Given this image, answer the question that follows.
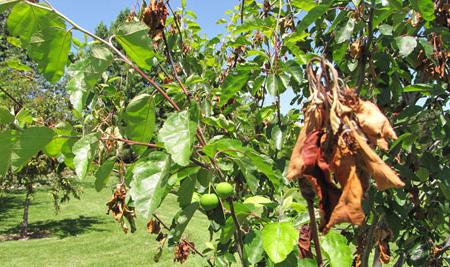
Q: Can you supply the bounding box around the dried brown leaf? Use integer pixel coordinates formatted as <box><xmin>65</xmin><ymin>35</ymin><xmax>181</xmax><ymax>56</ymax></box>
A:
<box><xmin>354</xmin><ymin>100</ymin><xmax>397</xmax><ymax>150</ymax></box>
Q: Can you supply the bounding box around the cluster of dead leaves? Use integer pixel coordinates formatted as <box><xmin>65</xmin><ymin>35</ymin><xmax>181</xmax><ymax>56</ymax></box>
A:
<box><xmin>174</xmin><ymin>240</ymin><xmax>195</xmax><ymax>264</ymax></box>
<box><xmin>287</xmin><ymin>58</ymin><xmax>404</xmax><ymax>234</ymax></box>
<box><xmin>417</xmin><ymin>33</ymin><xmax>449</xmax><ymax>81</ymax></box>
<box><xmin>106</xmin><ymin>183</ymin><xmax>136</xmax><ymax>233</ymax></box>
<box><xmin>142</xmin><ymin>0</ymin><xmax>168</xmax><ymax>44</ymax></box>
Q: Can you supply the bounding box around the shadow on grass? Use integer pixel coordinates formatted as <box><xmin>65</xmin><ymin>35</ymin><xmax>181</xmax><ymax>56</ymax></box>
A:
<box><xmin>0</xmin><ymin>215</ymin><xmax>107</xmax><ymax>239</ymax></box>
<box><xmin>0</xmin><ymin>195</ymin><xmax>25</xmax><ymax>222</ymax></box>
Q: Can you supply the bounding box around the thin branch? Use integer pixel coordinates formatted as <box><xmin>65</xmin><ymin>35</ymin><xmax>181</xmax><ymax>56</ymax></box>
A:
<box><xmin>355</xmin><ymin>0</ymin><xmax>375</xmax><ymax>93</ymax></box>
<box><xmin>166</xmin><ymin>0</ymin><xmax>184</xmax><ymax>49</ymax></box>
<box><xmin>161</xmin><ymin>31</ymin><xmax>191</xmax><ymax>100</ymax></box>
<box><xmin>228</xmin><ymin>199</ymin><xmax>246</xmax><ymax>266</ymax></box>
<box><xmin>298</xmin><ymin>178</ymin><xmax>323</xmax><ymax>266</ymax></box>
<box><xmin>240</xmin><ymin>0</ymin><xmax>245</xmax><ymax>24</ymax></box>
<box><xmin>0</xmin><ymin>87</ymin><xmax>22</xmax><ymax>108</ymax></box>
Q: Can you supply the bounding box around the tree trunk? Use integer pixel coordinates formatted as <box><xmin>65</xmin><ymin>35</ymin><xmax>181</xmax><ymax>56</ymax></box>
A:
<box><xmin>20</xmin><ymin>183</ymin><xmax>33</xmax><ymax>238</ymax></box>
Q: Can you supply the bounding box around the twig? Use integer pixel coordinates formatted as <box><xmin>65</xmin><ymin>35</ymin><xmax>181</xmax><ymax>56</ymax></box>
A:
<box><xmin>355</xmin><ymin>0</ymin><xmax>375</xmax><ymax>93</ymax></box>
<box><xmin>103</xmin><ymin>137</ymin><xmax>162</xmax><ymax>148</ymax></box>
<box><xmin>0</xmin><ymin>86</ymin><xmax>22</xmax><ymax>108</ymax></box>
<box><xmin>161</xmin><ymin>31</ymin><xmax>191</xmax><ymax>100</ymax></box>
<box><xmin>228</xmin><ymin>199</ymin><xmax>246</xmax><ymax>266</ymax></box>
<box><xmin>361</xmin><ymin>212</ymin><xmax>380</xmax><ymax>267</ymax></box>
<box><xmin>240</xmin><ymin>0</ymin><xmax>245</xmax><ymax>24</ymax></box>
<box><xmin>165</xmin><ymin>0</ymin><xmax>184</xmax><ymax>49</ymax></box>
<box><xmin>298</xmin><ymin>178</ymin><xmax>323</xmax><ymax>266</ymax></box>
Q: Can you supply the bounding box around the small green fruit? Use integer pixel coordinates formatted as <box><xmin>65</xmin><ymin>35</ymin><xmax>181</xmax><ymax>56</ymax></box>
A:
<box><xmin>216</xmin><ymin>182</ymin><xmax>234</xmax><ymax>198</ymax></box>
<box><xmin>200</xmin><ymin>194</ymin><xmax>219</xmax><ymax>210</ymax></box>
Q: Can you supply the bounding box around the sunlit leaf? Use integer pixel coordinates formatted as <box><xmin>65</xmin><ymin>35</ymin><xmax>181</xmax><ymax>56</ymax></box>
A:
<box><xmin>129</xmin><ymin>152</ymin><xmax>172</xmax><ymax>218</ymax></box>
<box><xmin>262</xmin><ymin>222</ymin><xmax>298</xmax><ymax>263</ymax></box>
<box><xmin>115</xmin><ymin>22</ymin><xmax>155</xmax><ymax>70</ymax></box>
<box><xmin>158</xmin><ymin>111</ymin><xmax>197</xmax><ymax>166</ymax></box>
<box><xmin>95</xmin><ymin>158</ymin><xmax>115</xmax><ymax>192</ymax></box>
<box><xmin>123</xmin><ymin>94</ymin><xmax>155</xmax><ymax>154</ymax></box>
<box><xmin>11</xmin><ymin>127</ymin><xmax>55</xmax><ymax>172</ymax></box>
<box><xmin>395</xmin><ymin>36</ymin><xmax>417</xmax><ymax>57</ymax></box>
<box><xmin>321</xmin><ymin>230</ymin><xmax>352</xmax><ymax>267</ymax></box>
<box><xmin>72</xmin><ymin>133</ymin><xmax>99</xmax><ymax>179</ymax></box>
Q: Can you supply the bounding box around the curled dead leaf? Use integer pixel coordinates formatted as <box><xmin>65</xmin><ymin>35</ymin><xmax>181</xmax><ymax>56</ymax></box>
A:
<box><xmin>298</xmin><ymin>224</ymin><xmax>313</xmax><ymax>258</ymax></box>
<box><xmin>354</xmin><ymin>100</ymin><xmax>397</xmax><ymax>150</ymax></box>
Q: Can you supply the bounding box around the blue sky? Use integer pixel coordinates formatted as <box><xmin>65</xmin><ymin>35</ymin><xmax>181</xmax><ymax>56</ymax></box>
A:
<box><xmin>51</xmin><ymin>0</ymin><xmax>233</xmax><ymax>37</ymax></box>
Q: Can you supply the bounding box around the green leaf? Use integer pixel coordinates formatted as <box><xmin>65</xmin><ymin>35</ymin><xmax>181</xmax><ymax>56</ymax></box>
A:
<box><xmin>262</xmin><ymin>222</ymin><xmax>298</xmax><ymax>263</ymax></box>
<box><xmin>0</xmin><ymin>0</ymin><xmax>19</xmax><ymax>12</ymax></box>
<box><xmin>266</xmin><ymin>74</ymin><xmax>286</xmax><ymax>96</ymax></box>
<box><xmin>219</xmin><ymin>70</ymin><xmax>251</xmax><ymax>107</ymax></box>
<box><xmin>129</xmin><ymin>152</ymin><xmax>172</xmax><ymax>218</ymax></box>
<box><xmin>296</xmin><ymin>4</ymin><xmax>331</xmax><ymax>33</ymax></box>
<box><xmin>115</xmin><ymin>22</ymin><xmax>155</xmax><ymax>70</ymax></box>
<box><xmin>272</xmin><ymin>125</ymin><xmax>283</xmax><ymax>150</ymax></box>
<box><xmin>44</xmin><ymin>122</ymin><xmax>75</xmax><ymax>157</ymax></box>
<box><xmin>72</xmin><ymin>133</ymin><xmax>99</xmax><ymax>179</ymax></box>
<box><xmin>11</xmin><ymin>127</ymin><xmax>55</xmax><ymax>172</ymax></box>
<box><xmin>4</xmin><ymin>58</ymin><xmax>32</xmax><ymax>72</ymax></box>
<box><xmin>158</xmin><ymin>111</ymin><xmax>197</xmax><ymax>166</ymax></box>
<box><xmin>412</xmin><ymin>0</ymin><xmax>435</xmax><ymax>21</ymax></box>
<box><xmin>244</xmin><ymin>230</ymin><xmax>264</xmax><ymax>264</ymax></box>
<box><xmin>291</xmin><ymin>0</ymin><xmax>316</xmax><ymax>11</ymax></box>
<box><xmin>321</xmin><ymin>231</ymin><xmax>352</xmax><ymax>267</ymax></box>
<box><xmin>7</xmin><ymin>3</ymin><xmax>71</xmax><ymax>83</ymax></box>
<box><xmin>336</xmin><ymin>18</ymin><xmax>355</xmax><ymax>44</ymax></box>
<box><xmin>0</xmin><ymin>107</ymin><xmax>14</xmax><ymax>125</ymax></box>
<box><xmin>123</xmin><ymin>94</ymin><xmax>155</xmax><ymax>154</ymax></box>
<box><xmin>0</xmin><ymin>131</ymin><xmax>13</xmax><ymax>176</ymax></box>
<box><xmin>169</xmin><ymin>202</ymin><xmax>199</xmax><ymax>244</ymax></box>
<box><xmin>395</xmin><ymin>36</ymin><xmax>417</xmax><ymax>57</ymax></box>
<box><xmin>15</xmin><ymin>109</ymin><xmax>32</xmax><ymax>127</ymax></box>
<box><xmin>379</xmin><ymin>24</ymin><xmax>393</xmax><ymax>36</ymax></box>
<box><xmin>67</xmin><ymin>45</ymin><xmax>113</xmax><ymax>113</ymax></box>
<box><xmin>168</xmin><ymin>166</ymin><xmax>200</xmax><ymax>186</ymax></box>
<box><xmin>95</xmin><ymin>158</ymin><xmax>115</xmax><ymax>192</ymax></box>
<box><xmin>177</xmin><ymin>175</ymin><xmax>196</xmax><ymax>208</ymax></box>
<box><xmin>418</xmin><ymin>39</ymin><xmax>433</xmax><ymax>57</ymax></box>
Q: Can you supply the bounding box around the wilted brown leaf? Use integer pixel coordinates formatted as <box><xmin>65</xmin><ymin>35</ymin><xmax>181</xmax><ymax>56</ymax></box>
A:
<box><xmin>354</xmin><ymin>100</ymin><xmax>397</xmax><ymax>150</ymax></box>
<box><xmin>298</xmin><ymin>224</ymin><xmax>313</xmax><ymax>258</ymax></box>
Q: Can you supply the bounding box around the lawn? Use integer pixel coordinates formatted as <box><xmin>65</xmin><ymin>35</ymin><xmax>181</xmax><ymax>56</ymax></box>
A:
<box><xmin>0</xmin><ymin>177</ymin><xmax>212</xmax><ymax>267</ymax></box>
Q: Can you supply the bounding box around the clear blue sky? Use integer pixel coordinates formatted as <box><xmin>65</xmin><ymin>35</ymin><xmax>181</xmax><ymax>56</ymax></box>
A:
<box><xmin>51</xmin><ymin>0</ymin><xmax>234</xmax><ymax>37</ymax></box>
<box><xmin>51</xmin><ymin>0</ymin><xmax>294</xmax><ymax>113</ymax></box>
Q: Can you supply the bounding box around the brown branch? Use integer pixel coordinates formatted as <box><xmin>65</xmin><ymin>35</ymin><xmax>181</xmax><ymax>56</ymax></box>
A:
<box><xmin>102</xmin><ymin>137</ymin><xmax>162</xmax><ymax>148</ymax></box>
<box><xmin>0</xmin><ymin>86</ymin><xmax>22</xmax><ymax>108</ymax></box>
<box><xmin>355</xmin><ymin>0</ymin><xmax>375</xmax><ymax>93</ymax></box>
<box><xmin>161</xmin><ymin>31</ymin><xmax>191</xmax><ymax>100</ymax></box>
<box><xmin>165</xmin><ymin>0</ymin><xmax>184</xmax><ymax>49</ymax></box>
<box><xmin>298</xmin><ymin>178</ymin><xmax>323</xmax><ymax>266</ymax></box>
<box><xmin>228</xmin><ymin>199</ymin><xmax>246</xmax><ymax>266</ymax></box>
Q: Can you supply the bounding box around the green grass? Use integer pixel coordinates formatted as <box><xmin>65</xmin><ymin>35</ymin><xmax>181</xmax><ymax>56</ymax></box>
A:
<box><xmin>0</xmin><ymin>177</ymin><xmax>211</xmax><ymax>267</ymax></box>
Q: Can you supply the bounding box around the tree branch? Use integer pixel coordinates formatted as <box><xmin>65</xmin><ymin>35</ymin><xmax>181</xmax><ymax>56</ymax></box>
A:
<box><xmin>355</xmin><ymin>0</ymin><xmax>375</xmax><ymax>93</ymax></box>
<box><xmin>0</xmin><ymin>86</ymin><xmax>22</xmax><ymax>108</ymax></box>
<box><xmin>161</xmin><ymin>31</ymin><xmax>191</xmax><ymax>100</ymax></box>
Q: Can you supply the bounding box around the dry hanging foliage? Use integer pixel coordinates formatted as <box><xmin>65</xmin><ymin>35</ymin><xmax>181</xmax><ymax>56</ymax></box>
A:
<box><xmin>287</xmin><ymin>57</ymin><xmax>404</xmax><ymax>233</ymax></box>
<box><xmin>142</xmin><ymin>0</ymin><xmax>168</xmax><ymax>44</ymax></box>
<box><xmin>106</xmin><ymin>183</ymin><xmax>136</xmax><ymax>233</ymax></box>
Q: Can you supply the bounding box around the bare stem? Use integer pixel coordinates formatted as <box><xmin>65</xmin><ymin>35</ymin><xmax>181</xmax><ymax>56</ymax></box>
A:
<box><xmin>355</xmin><ymin>0</ymin><xmax>375</xmax><ymax>92</ymax></box>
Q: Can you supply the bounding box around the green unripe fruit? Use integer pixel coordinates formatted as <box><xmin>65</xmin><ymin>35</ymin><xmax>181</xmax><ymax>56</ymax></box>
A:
<box><xmin>216</xmin><ymin>182</ymin><xmax>234</xmax><ymax>198</ymax></box>
<box><xmin>200</xmin><ymin>194</ymin><xmax>219</xmax><ymax>211</ymax></box>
